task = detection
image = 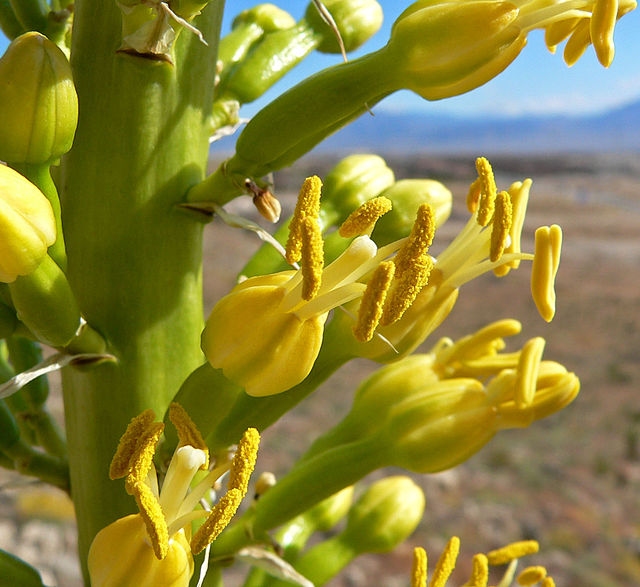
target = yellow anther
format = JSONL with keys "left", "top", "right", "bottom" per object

{"left": 531, "top": 225, "right": 562, "bottom": 322}
{"left": 124, "top": 421, "right": 165, "bottom": 489}
{"left": 487, "top": 540, "right": 539, "bottom": 565}
{"left": 515, "top": 337, "right": 546, "bottom": 409}
{"left": 475, "top": 157, "right": 497, "bottom": 226}
{"left": 467, "top": 177, "right": 482, "bottom": 214}
{"left": 541, "top": 577, "right": 556, "bottom": 587}
{"left": 545, "top": 18, "right": 580, "bottom": 51}
{"left": 300, "top": 217, "right": 324, "bottom": 301}
{"left": 131, "top": 480, "right": 169, "bottom": 560}
{"left": 169, "top": 403, "right": 209, "bottom": 470}
{"left": 411, "top": 547, "right": 428, "bottom": 587}
{"left": 517, "top": 566, "right": 547, "bottom": 586}
{"left": 495, "top": 180, "right": 531, "bottom": 277}
{"left": 590, "top": 0, "right": 618, "bottom": 67}
{"left": 353, "top": 261, "right": 395, "bottom": 342}
{"left": 228, "top": 428, "right": 260, "bottom": 495}
{"left": 394, "top": 204, "right": 435, "bottom": 277}
{"left": 380, "top": 259, "right": 432, "bottom": 326}
{"left": 465, "top": 553, "right": 489, "bottom": 587}
{"left": 190, "top": 488, "right": 243, "bottom": 554}
{"left": 339, "top": 196, "right": 393, "bottom": 238}
{"left": 490, "top": 191, "right": 512, "bottom": 263}
{"left": 563, "top": 19, "right": 591, "bottom": 66}
{"left": 429, "top": 536, "right": 460, "bottom": 587}
{"left": 109, "top": 409, "right": 157, "bottom": 479}
{"left": 285, "top": 176, "right": 322, "bottom": 264}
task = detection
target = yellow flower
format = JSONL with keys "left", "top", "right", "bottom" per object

{"left": 88, "top": 404, "right": 260, "bottom": 587}
{"left": 0, "top": 164, "right": 56, "bottom": 283}
{"left": 202, "top": 176, "right": 437, "bottom": 396}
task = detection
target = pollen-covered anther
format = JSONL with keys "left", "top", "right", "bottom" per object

{"left": 430, "top": 536, "right": 460, "bottom": 587}
{"left": 490, "top": 191, "right": 513, "bottom": 263}
{"left": 300, "top": 217, "right": 324, "bottom": 301}
{"left": 339, "top": 196, "right": 393, "bottom": 238}
{"left": 285, "top": 175, "right": 322, "bottom": 264}
{"left": 169, "top": 402, "right": 209, "bottom": 469}
{"left": 475, "top": 157, "right": 497, "bottom": 226}
{"left": 487, "top": 540, "right": 539, "bottom": 565}
{"left": 515, "top": 337, "right": 545, "bottom": 409}
{"left": 466, "top": 553, "right": 489, "bottom": 587}
{"left": 353, "top": 261, "right": 395, "bottom": 342}
{"left": 190, "top": 488, "right": 244, "bottom": 554}
{"left": 411, "top": 547, "right": 427, "bottom": 587}
{"left": 541, "top": 577, "right": 556, "bottom": 587}
{"left": 109, "top": 409, "right": 157, "bottom": 479}
{"left": 495, "top": 179, "right": 532, "bottom": 277}
{"left": 131, "top": 480, "right": 169, "bottom": 560}
{"left": 531, "top": 224, "right": 562, "bottom": 322}
{"left": 380, "top": 257, "right": 432, "bottom": 326}
{"left": 228, "top": 427, "right": 260, "bottom": 494}
{"left": 124, "top": 421, "right": 165, "bottom": 490}
{"left": 517, "top": 565, "right": 548, "bottom": 586}
{"left": 466, "top": 177, "right": 482, "bottom": 214}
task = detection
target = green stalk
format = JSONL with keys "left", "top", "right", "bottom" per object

{"left": 59, "top": 1, "right": 224, "bottom": 580}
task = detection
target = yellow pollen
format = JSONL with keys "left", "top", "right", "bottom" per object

{"left": 411, "top": 547, "right": 428, "bottom": 587}
{"left": 531, "top": 225, "right": 562, "bottom": 322}
{"left": 169, "top": 402, "right": 209, "bottom": 470}
{"left": 541, "top": 577, "right": 556, "bottom": 587}
{"left": 300, "top": 217, "right": 324, "bottom": 301}
{"left": 228, "top": 427, "right": 260, "bottom": 495}
{"left": 353, "top": 261, "right": 395, "bottom": 342}
{"left": 124, "top": 421, "right": 165, "bottom": 489}
{"left": 467, "top": 177, "right": 482, "bottom": 214}
{"left": 394, "top": 203, "right": 435, "bottom": 278}
{"left": 339, "top": 196, "right": 393, "bottom": 238}
{"left": 286, "top": 176, "right": 322, "bottom": 264}
{"left": 515, "top": 337, "right": 546, "bottom": 409}
{"left": 466, "top": 553, "right": 489, "bottom": 587}
{"left": 475, "top": 157, "right": 497, "bottom": 227}
{"left": 517, "top": 566, "right": 547, "bottom": 586}
{"left": 495, "top": 180, "right": 531, "bottom": 277}
{"left": 380, "top": 258, "right": 432, "bottom": 326}
{"left": 490, "top": 191, "right": 513, "bottom": 263}
{"left": 487, "top": 540, "right": 539, "bottom": 565}
{"left": 131, "top": 480, "right": 169, "bottom": 560}
{"left": 429, "top": 536, "right": 460, "bottom": 587}
{"left": 109, "top": 409, "right": 157, "bottom": 479}
{"left": 190, "top": 488, "right": 243, "bottom": 554}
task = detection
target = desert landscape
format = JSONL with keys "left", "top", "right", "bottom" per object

{"left": 2, "top": 153, "right": 639, "bottom": 586}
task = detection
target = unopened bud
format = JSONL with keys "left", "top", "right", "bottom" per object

{"left": 250, "top": 185, "right": 282, "bottom": 223}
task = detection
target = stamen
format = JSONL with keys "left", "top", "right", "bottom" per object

{"left": 487, "top": 540, "right": 539, "bottom": 565}
{"left": 541, "top": 577, "right": 556, "bottom": 587}
{"left": 475, "top": 157, "right": 497, "bottom": 226}
{"left": 429, "top": 536, "right": 460, "bottom": 587}
{"left": 169, "top": 402, "right": 209, "bottom": 469}
{"left": 515, "top": 338, "right": 546, "bottom": 409}
{"left": 394, "top": 204, "right": 436, "bottom": 278}
{"left": 517, "top": 566, "right": 547, "bottom": 586}
{"left": 228, "top": 427, "right": 260, "bottom": 494}
{"left": 339, "top": 196, "right": 393, "bottom": 238}
{"left": 490, "top": 191, "right": 513, "bottom": 263}
{"left": 109, "top": 409, "right": 157, "bottom": 479}
{"left": 353, "top": 261, "right": 395, "bottom": 342}
{"left": 495, "top": 180, "right": 531, "bottom": 276}
{"left": 300, "top": 217, "right": 324, "bottom": 301}
{"left": 467, "top": 553, "right": 489, "bottom": 587}
{"left": 590, "top": 0, "right": 618, "bottom": 66}
{"left": 285, "top": 176, "right": 322, "bottom": 264}
{"left": 545, "top": 17, "right": 581, "bottom": 49}
{"left": 531, "top": 225, "right": 562, "bottom": 322}
{"left": 411, "top": 547, "right": 427, "bottom": 587}
{"left": 190, "top": 488, "right": 243, "bottom": 554}
{"left": 124, "top": 421, "right": 165, "bottom": 489}
{"left": 131, "top": 480, "right": 169, "bottom": 560}
{"left": 467, "top": 177, "right": 482, "bottom": 214}
{"left": 380, "top": 259, "right": 432, "bottom": 326}
{"left": 563, "top": 19, "right": 591, "bottom": 66}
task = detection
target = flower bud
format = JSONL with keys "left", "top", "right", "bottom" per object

{"left": 385, "top": 0, "right": 526, "bottom": 100}
{"left": 0, "top": 32, "right": 78, "bottom": 164}
{"left": 88, "top": 514, "right": 194, "bottom": 587}
{"left": 0, "top": 164, "right": 56, "bottom": 283}
{"left": 305, "top": 0, "right": 383, "bottom": 54}
{"left": 372, "top": 179, "right": 452, "bottom": 246}
{"left": 233, "top": 3, "right": 297, "bottom": 32}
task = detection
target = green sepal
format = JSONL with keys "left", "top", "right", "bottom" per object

{"left": 0, "top": 549, "right": 48, "bottom": 587}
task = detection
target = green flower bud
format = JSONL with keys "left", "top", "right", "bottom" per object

{"left": 233, "top": 3, "right": 297, "bottom": 31}
{"left": 385, "top": 0, "right": 526, "bottom": 100}
{"left": 372, "top": 179, "right": 452, "bottom": 246}
{"left": 0, "top": 164, "right": 56, "bottom": 283}
{"left": 305, "top": 0, "right": 383, "bottom": 54}
{"left": 0, "top": 32, "right": 78, "bottom": 165}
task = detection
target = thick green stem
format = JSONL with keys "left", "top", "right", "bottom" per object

{"left": 59, "top": 2, "right": 224, "bottom": 581}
